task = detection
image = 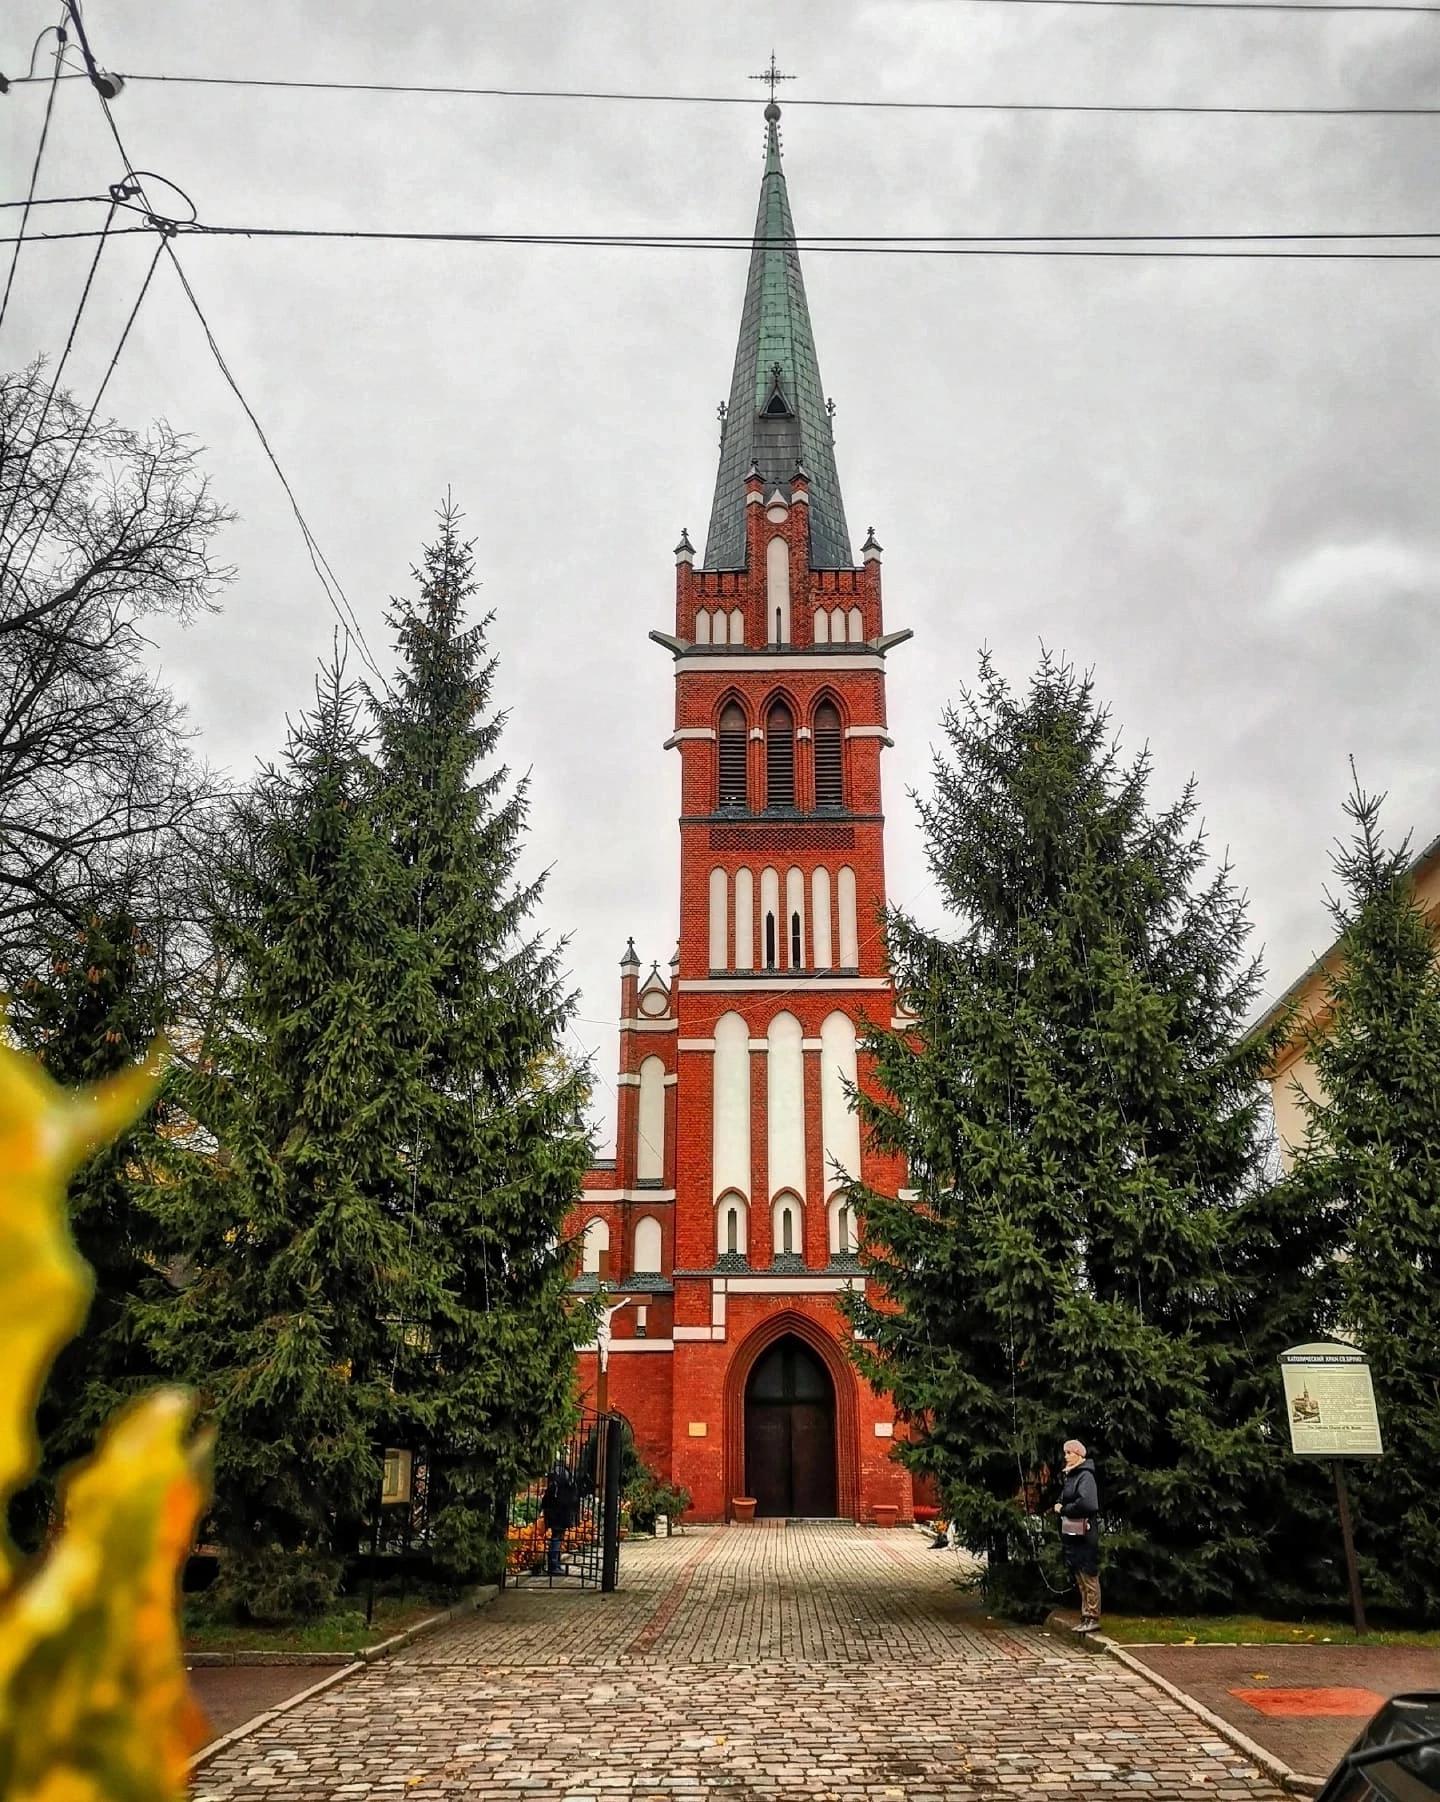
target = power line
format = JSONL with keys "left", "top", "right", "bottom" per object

{"left": 54, "top": 2, "right": 390, "bottom": 692}
{"left": 16, "top": 232, "right": 167, "bottom": 588}
{"left": 6, "top": 219, "right": 1440, "bottom": 258}
{"left": 0, "top": 193, "right": 113, "bottom": 210}
{"left": 159, "top": 244, "right": 390, "bottom": 687}
{"left": 0, "top": 12, "right": 67, "bottom": 337}
{"left": 8, "top": 70, "right": 1440, "bottom": 116}
{"left": 0, "top": 196, "right": 118, "bottom": 560}
{"left": 938, "top": 0, "right": 1440, "bottom": 10}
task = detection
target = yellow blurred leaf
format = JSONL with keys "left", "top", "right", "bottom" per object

{"left": 0, "top": 1040, "right": 160, "bottom": 1579}
{"left": 0, "top": 1037, "right": 209, "bottom": 1802}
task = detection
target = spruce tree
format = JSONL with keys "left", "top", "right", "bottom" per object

{"left": 8, "top": 906, "right": 171, "bottom": 1548}
{"left": 1292, "top": 780, "right": 1440, "bottom": 1618}
{"left": 850, "top": 653, "right": 1315, "bottom": 1613}
{"left": 145, "top": 661, "right": 441, "bottom": 1620}
{"left": 372, "top": 503, "right": 590, "bottom": 1582}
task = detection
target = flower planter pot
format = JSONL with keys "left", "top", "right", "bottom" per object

{"left": 871, "top": 1504, "right": 900, "bottom": 1529}
{"left": 731, "top": 1497, "right": 758, "bottom": 1524}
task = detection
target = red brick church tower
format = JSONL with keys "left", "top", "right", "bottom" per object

{"left": 573, "top": 97, "right": 913, "bottom": 1524}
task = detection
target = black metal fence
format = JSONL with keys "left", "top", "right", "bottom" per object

{"left": 506, "top": 1409, "right": 624, "bottom": 1592}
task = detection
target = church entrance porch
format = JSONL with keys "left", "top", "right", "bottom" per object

{"left": 743, "top": 1334, "right": 837, "bottom": 1517}
{"left": 720, "top": 1308, "right": 863, "bottom": 1521}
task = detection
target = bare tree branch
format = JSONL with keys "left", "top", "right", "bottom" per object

{"left": 0, "top": 361, "right": 234, "bottom": 991}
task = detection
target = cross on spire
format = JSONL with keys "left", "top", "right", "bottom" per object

{"left": 749, "top": 52, "right": 795, "bottom": 104}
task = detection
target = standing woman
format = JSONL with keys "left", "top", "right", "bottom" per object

{"left": 1055, "top": 1438, "right": 1102, "bottom": 1633}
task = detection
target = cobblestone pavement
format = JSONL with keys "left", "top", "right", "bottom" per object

{"left": 194, "top": 1526, "right": 1289, "bottom": 1801}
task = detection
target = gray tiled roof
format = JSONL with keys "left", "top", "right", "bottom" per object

{"left": 703, "top": 108, "right": 853, "bottom": 572}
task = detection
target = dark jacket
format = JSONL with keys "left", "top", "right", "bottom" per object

{"left": 540, "top": 1464, "right": 579, "bottom": 1531}
{"left": 1059, "top": 1459, "right": 1100, "bottom": 1536}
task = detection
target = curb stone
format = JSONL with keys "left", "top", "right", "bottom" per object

{"left": 1043, "top": 1614, "right": 1326, "bottom": 1797}
{"left": 188, "top": 1583, "right": 501, "bottom": 1772}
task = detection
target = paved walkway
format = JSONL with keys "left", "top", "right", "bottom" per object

{"left": 1130, "top": 1641, "right": 1440, "bottom": 1777}
{"left": 193, "top": 1526, "right": 1290, "bottom": 1801}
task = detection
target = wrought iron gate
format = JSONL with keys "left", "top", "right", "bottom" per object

{"left": 506, "top": 1409, "right": 624, "bottom": 1591}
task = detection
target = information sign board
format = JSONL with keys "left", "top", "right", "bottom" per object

{"left": 1279, "top": 1342, "right": 1382, "bottom": 1460}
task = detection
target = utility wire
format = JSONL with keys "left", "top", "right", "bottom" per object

{"left": 160, "top": 244, "right": 390, "bottom": 687}
{"left": 57, "top": 5, "right": 390, "bottom": 690}
{"left": 7, "top": 220, "right": 1440, "bottom": 259}
{"left": 0, "top": 196, "right": 117, "bottom": 562}
{"left": 0, "top": 13, "right": 67, "bottom": 337}
{"left": 8, "top": 70, "right": 1440, "bottom": 115}
{"left": 15, "top": 231, "right": 166, "bottom": 587}
{"left": 0, "top": 194, "right": 112, "bottom": 210}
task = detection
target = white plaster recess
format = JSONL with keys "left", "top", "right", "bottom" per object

{"left": 636, "top": 1056, "right": 666, "bottom": 1182}
{"left": 811, "top": 867, "right": 833, "bottom": 969}
{"left": 772, "top": 1192, "right": 802, "bottom": 1258}
{"left": 729, "top": 607, "right": 744, "bottom": 644}
{"left": 760, "top": 866, "right": 781, "bottom": 970}
{"left": 786, "top": 866, "right": 806, "bottom": 968}
{"left": 820, "top": 1011, "right": 862, "bottom": 1190}
{"left": 716, "top": 1190, "right": 748, "bottom": 1256}
{"left": 711, "top": 1011, "right": 750, "bottom": 1200}
{"left": 828, "top": 1190, "right": 855, "bottom": 1256}
{"left": 766, "top": 1011, "right": 805, "bottom": 1200}
{"left": 581, "top": 1216, "right": 610, "bottom": 1274}
{"left": 633, "top": 1214, "right": 663, "bottom": 1274}
{"left": 734, "top": 866, "right": 754, "bottom": 971}
{"left": 695, "top": 609, "right": 711, "bottom": 644}
{"left": 709, "top": 867, "right": 728, "bottom": 970}
{"left": 837, "top": 865, "right": 860, "bottom": 967}
{"left": 767, "top": 534, "right": 791, "bottom": 644}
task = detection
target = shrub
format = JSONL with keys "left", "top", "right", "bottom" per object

{"left": 207, "top": 1545, "right": 341, "bottom": 1625}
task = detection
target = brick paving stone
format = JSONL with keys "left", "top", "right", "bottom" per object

{"left": 194, "top": 1527, "right": 1289, "bottom": 1801}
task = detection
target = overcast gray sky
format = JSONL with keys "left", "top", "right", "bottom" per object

{"left": 5, "top": 0, "right": 1438, "bottom": 1146}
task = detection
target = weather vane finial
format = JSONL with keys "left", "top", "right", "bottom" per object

{"left": 750, "top": 52, "right": 795, "bottom": 106}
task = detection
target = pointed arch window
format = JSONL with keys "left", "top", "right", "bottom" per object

{"left": 765, "top": 701, "right": 794, "bottom": 810}
{"left": 718, "top": 702, "right": 747, "bottom": 810}
{"left": 814, "top": 701, "right": 844, "bottom": 809}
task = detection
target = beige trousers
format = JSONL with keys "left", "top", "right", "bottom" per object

{"left": 1077, "top": 1570, "right": 1101, "bottom": 1619}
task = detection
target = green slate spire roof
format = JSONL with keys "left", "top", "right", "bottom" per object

{"left": 703, "top": 103, "right": 853, "bottom": 572}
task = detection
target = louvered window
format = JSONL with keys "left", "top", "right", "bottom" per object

{"left": 765, "top": 702, "right": 794, "bottom": 809}
{"left": 814, "top": 701, "right": 844, "bottom": 809}
{"left": 717, "top": 702, "right": 747, "bottom": 809}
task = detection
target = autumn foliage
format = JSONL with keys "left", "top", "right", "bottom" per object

{"left": 0, "top": 1039, "right": 209, "bottom": 1802}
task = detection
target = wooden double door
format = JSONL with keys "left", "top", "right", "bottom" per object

{"left": 743, "top": 1336, "right": 838, "bottom": 1518}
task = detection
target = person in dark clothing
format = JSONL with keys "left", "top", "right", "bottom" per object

{"left": 540, "top": 1459, "right": 579, "bottom": 1575}
{"left": 1054, "top": 1438, "right": 1102, "bottom": 1632}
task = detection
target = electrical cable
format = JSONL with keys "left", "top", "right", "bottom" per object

{"left": 156, "top": 243, "right": 388, "bottom": 688}
{"left": 1, "top": 12, "right": 68, "bottom": 337}
{"left": 11, "top": 70, "right": 1440, "bottom": 113}
{"left": 53, "top": 2, "right": 389, "bottom": 688}
{"left": 8, "top": 218, "right": 1440, "bottom": 259}
{"left": 15, "top": 229, "right": 166, "bottom": 588}
{"left": 0, "top": 195, "right": 118, "bottom": 563}
{"left": 0, "top": 193, "right": 113, "bottom": 210}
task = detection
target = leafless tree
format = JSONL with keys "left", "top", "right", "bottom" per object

{"left": 0, "top": 361, "right": 233, "bottom": 991}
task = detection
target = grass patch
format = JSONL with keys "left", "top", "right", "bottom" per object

{"left": 1103, "top": 1614, "right": 1440, "bottom": 1648}
{"left": 184, "top": 1595, "right": 446, "bottom": 1654}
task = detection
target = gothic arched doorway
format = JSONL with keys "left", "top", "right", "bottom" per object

{"left": 743, "top": 1335, "right": 838, "bottom": 1517}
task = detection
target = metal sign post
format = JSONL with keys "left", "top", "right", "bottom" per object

{"left": 1279, "top": 1342, "right": 1383, "bottom": 1637}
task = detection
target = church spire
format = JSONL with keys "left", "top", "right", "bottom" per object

{"left": 702, "top": 100, "right": 853, "bottom": 572}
